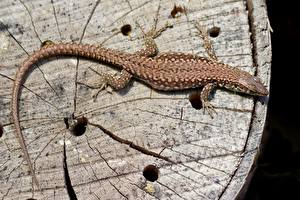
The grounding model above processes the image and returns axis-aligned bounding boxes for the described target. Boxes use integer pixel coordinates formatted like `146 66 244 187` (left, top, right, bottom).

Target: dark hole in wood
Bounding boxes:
64 117 69 129
121 24 132 36
143 164 159 182
189 91 202 110
63 141 78 199
170 4 186 18
208 26 221 38
0 122 3 137
70 116 88 136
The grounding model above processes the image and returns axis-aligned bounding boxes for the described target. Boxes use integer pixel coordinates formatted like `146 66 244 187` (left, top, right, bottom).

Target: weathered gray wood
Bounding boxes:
0 0 271 199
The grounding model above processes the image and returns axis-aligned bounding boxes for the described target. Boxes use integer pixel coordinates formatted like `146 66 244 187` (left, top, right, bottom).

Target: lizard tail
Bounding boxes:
11 42 131 190
11 82 41 190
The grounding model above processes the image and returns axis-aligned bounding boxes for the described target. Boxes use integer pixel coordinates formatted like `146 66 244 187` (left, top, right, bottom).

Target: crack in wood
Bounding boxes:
32 130 61 165
18 0 42 43
108 1 152 27
108 180 129 200
63 140 78 200
0 182 12 200
50 0 62 40
157 181 188 200
89 121 173 163
95 148 119 176
73 0 101 117
0 19 62 105
0 0 270 198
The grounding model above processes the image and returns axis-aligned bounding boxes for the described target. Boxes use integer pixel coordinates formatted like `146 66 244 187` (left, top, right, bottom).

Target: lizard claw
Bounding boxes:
77 77 112 101
148 21 173 39
91 82 108 100
202 100 216 118
136 20 173 40
91 82 114 101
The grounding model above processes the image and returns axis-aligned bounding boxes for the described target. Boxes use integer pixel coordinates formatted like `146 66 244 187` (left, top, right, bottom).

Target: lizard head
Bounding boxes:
235 76 269 96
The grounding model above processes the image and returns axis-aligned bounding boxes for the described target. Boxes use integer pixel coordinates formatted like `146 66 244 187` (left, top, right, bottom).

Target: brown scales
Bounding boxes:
11 30 268 190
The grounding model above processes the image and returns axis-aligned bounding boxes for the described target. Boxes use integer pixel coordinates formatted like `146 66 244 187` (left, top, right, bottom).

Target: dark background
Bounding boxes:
245 0 300 199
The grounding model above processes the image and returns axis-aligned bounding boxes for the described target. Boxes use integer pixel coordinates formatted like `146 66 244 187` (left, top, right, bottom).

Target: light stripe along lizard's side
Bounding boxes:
11 22 268 189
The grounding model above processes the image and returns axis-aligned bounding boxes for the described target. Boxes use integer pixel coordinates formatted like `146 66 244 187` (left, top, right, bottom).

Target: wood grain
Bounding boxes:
0 0 271 199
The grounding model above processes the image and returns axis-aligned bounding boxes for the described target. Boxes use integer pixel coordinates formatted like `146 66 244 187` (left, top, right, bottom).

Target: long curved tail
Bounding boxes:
11 43 131 189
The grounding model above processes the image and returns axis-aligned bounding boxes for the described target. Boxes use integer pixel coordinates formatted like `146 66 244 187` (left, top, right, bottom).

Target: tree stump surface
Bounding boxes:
0 0 271 199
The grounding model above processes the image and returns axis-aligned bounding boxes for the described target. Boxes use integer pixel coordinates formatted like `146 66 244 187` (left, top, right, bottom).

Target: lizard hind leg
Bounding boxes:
77 21 172 99
79 10 173 99
77 67 132 100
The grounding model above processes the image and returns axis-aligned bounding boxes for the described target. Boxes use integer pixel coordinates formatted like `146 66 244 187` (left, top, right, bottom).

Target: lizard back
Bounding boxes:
123 52 268 96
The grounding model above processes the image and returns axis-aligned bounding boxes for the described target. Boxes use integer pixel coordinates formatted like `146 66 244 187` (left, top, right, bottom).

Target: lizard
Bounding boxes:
11 22 268 190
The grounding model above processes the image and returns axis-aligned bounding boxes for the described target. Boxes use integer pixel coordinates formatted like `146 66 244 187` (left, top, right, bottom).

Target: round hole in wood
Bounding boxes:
143 164 159 182
70 116 88 136
189 91 202 110
208 26 221 38
121 24 132 36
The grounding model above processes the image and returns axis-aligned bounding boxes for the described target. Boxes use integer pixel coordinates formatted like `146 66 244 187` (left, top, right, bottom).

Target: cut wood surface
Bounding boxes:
0 0 271 199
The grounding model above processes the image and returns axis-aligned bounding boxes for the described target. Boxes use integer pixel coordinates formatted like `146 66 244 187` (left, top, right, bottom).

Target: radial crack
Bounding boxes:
73 0 101 116
63 141 78 200
89 122 173 163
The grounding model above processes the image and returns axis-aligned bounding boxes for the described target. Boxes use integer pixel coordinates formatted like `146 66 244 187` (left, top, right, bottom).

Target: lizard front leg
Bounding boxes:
195 23 220 117
195 22 218 62
135 19 172 57
98 20 172 90
82 19 172 98
200 83 217 118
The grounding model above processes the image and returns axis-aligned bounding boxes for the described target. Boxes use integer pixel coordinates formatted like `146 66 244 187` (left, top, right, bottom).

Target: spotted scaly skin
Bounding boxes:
11 40 268 189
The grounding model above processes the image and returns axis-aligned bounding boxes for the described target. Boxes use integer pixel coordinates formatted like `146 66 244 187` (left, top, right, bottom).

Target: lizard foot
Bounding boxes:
78 66 131 101
134 4 173 57
202 100 217 118
147 21 173 39
91 82 113 101
137 20 173 40
137 1 173 40
135 20 173 57
194 21 218 62
77 77 112 102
